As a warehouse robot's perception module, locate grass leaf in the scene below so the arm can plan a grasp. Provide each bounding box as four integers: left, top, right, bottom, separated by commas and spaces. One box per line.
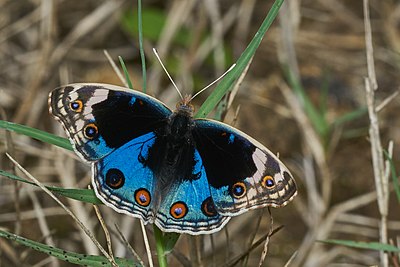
195, 0, 285, 119
0, 120, 72, 151
320, 239, 400, 252
0, 169, 101, 204
0, 229, 141, 266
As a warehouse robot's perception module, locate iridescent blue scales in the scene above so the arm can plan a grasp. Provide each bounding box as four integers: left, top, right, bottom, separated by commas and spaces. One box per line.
49, 83, 297, 235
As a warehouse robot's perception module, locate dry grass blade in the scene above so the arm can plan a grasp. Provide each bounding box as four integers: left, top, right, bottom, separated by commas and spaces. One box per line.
224, 225, 284, 267
114, 223, 145, 266
26, 189, 59, 267
103, 50, 129, 88
93, 204, 115, 262
140, 220, 153, 267
258, 208, 274, 267
13, 0, 125, 124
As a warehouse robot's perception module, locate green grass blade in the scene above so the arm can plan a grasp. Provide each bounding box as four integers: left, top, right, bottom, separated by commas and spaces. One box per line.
0, 169, 101, 204
119, 56, 134, 89
121, 8, 190, 45
153, 225, 168, 267
383, 150, 400, 203
195, 0, 285, 119
320, 239, 400, 252
333, 107, 367, 127
0, 229, 141, 266
285, 67, 329, 137
0, 120, 72, 151
138, 0, 146, 93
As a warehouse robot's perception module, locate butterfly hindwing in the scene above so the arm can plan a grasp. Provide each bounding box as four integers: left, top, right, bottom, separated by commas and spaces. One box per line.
49, 83, 172, 162
93, 132, 157, 223
193, 119, 297, 216
155, 149, 229, 234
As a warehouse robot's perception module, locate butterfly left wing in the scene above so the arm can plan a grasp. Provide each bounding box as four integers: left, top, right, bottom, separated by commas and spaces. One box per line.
193, 119, 297, 216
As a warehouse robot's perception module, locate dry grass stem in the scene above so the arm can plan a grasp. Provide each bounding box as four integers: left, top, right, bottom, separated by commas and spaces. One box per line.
364, 1, 390, 266
26, 189, 59, 267
114, 223, 144, 266
140, 220, 153, 267
103, 50, 129, 88
258, 209, 274, 267
54, 154, 97, 254
93, 204, 115, 262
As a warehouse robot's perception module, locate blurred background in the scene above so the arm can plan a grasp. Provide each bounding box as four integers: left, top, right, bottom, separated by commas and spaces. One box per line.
0, 0, 399, 266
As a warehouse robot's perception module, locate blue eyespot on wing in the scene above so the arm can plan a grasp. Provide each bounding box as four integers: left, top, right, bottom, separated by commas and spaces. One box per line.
49, 83, 172, 162
193, 119, 297, 216
93, 132, 157, 223
155, 149, 229, 235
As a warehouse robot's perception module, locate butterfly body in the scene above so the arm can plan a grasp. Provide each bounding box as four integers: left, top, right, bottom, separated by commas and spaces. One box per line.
49, 83, 297, 235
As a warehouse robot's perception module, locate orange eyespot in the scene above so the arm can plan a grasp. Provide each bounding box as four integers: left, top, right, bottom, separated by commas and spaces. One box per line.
105, 168, 125, 189
83, 123, 98, 139
261, 176, 275, 188
134, 188, 151, 207
69, 100, 83, 113
230, 182, 247, 199
170, 201, 188, 219
201, 197, 218, 217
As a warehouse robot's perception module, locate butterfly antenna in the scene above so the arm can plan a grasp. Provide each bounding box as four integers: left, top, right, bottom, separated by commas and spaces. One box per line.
153, 48, 184, 100
189, 63, 236, 102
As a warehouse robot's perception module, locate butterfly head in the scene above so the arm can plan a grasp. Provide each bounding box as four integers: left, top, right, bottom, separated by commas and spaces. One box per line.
175, 95, 195, 117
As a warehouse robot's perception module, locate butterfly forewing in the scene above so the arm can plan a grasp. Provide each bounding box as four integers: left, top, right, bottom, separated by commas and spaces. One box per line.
193, 119, 297, 216
49, 83, 172, 162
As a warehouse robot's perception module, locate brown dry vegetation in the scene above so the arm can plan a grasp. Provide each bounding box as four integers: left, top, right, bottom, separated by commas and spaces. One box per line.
0, 0, 400, 266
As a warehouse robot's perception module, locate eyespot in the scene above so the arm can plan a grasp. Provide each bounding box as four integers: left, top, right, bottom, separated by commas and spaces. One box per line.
170, 201, 188, 219
230, 182, 247, 199
261, 175, 275, 188
69, 100, 83, 112
201, 197, 218, 217
134, 188, 151, 207
84, 123, 98, 139
105, 168, 125, 189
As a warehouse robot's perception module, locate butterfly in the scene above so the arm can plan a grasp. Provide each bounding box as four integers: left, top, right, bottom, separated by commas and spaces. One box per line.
49, 83, 297, 235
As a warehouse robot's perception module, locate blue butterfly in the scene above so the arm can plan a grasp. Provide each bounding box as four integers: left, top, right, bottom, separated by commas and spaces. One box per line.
49, 83, 297, 235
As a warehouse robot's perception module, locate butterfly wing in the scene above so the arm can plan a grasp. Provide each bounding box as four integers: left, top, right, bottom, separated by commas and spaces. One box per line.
193, 119, 297, 216
49, 83, 172, 162
154, 149, 230, 235
93, 132, 157, 222
49, 83, 172, 222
